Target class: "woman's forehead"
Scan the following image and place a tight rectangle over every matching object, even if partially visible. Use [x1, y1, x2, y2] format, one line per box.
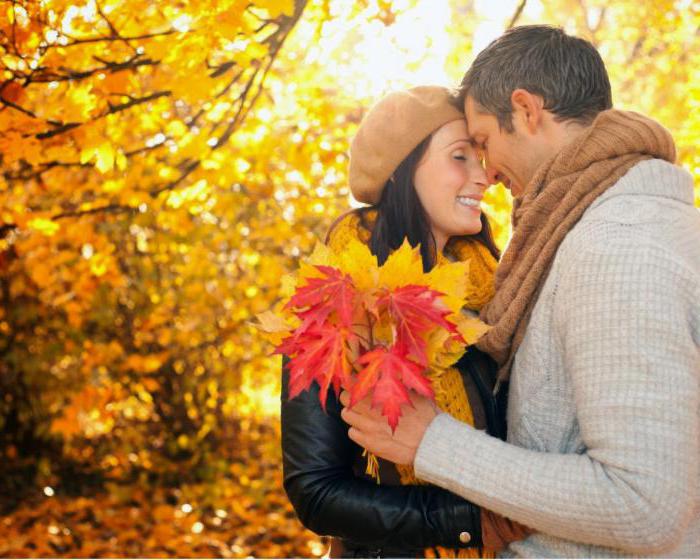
[431, 118, 470, 148]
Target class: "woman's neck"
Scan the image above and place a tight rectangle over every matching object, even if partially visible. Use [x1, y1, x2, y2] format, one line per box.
[433, 230, 448, 255]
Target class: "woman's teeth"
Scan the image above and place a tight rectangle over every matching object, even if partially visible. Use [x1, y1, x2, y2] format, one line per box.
[456, 196, 480, 208]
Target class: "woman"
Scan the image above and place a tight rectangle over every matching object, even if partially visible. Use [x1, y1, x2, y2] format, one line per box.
[281, 86, 528, 558]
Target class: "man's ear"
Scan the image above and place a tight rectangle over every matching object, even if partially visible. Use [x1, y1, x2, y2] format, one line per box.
[511, 89, 544, 134]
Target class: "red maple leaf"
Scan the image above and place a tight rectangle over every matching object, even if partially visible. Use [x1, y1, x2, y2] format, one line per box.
[285, 265, 356, 331]
[351, 346, 433, 432]
[377, 285, 457, 366]
[278, 325, 354, 411]
[0, 81, 24, 104]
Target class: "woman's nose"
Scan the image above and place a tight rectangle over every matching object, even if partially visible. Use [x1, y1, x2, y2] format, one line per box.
[470, 166, 489, 193]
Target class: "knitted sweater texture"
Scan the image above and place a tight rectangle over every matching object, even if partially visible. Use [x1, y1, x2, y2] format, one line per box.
[414, 159, 700, 557]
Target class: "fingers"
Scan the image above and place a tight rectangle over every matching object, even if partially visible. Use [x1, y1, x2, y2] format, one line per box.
[347, 426, 366, 447]
[347, 425, 388, 455]
[339, 390, 372, 413]
[340, 390, 425, 466]
[348, 425, 415, 465]
[340, 404, 393, 436]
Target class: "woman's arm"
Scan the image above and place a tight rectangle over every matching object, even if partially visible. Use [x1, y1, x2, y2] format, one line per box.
[281, 360, 483, 550]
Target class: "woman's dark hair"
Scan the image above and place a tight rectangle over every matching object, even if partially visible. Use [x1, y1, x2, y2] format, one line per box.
[329, 136, 501, 272]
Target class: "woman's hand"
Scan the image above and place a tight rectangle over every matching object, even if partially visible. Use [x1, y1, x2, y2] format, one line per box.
[339, 390, 439, 465]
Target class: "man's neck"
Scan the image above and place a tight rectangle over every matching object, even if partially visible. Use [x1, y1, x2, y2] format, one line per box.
[548, 119, 591, 156]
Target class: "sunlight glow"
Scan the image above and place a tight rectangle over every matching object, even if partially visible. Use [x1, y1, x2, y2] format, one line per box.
[172, 14, 193, 33]
[297, 0, 546, 104]
[240, 380, 280, 417]
[309, 0, 454, 99]
[472, 0, 544, 55]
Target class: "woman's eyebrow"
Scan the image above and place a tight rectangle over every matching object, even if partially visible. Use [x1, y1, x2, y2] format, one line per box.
[441, 138, 470, 148]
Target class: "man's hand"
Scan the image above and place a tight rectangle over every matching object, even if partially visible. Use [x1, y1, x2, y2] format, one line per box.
[339, 390, 440, 465]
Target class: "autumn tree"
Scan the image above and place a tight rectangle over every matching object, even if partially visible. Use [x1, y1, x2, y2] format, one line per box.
[1, 0, 316, 485]
[0, 1, 698, 555]
[0, 0, 425, 497]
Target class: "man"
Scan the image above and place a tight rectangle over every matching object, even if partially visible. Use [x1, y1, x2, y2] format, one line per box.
[340, 25, 700, 556]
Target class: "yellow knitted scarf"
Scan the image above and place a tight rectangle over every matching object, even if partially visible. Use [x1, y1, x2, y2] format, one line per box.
[327, 209, 498, 558]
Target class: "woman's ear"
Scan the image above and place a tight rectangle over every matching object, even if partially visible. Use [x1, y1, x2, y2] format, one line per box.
[510, 89, 544, 134]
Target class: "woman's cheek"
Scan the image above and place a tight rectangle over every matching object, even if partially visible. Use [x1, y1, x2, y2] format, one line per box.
[449, 165, 470, 187]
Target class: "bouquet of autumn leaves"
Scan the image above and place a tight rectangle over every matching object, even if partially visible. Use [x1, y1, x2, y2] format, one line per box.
[258, 237, 490, 437]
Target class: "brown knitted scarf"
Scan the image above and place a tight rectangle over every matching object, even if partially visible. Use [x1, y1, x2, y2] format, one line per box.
[477, 109, 676, 384]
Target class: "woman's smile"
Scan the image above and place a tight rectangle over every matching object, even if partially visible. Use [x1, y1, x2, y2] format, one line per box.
[456, 195, 482, 210]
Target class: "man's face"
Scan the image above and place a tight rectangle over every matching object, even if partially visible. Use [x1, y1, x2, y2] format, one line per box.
[465, 96, 532, 198]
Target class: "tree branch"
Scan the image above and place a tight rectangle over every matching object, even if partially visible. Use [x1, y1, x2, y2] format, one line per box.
[35, 90, 171, 139]
[148, 160, 201, 197]
[53, 203, 139, 221]
[506, 0, 527, 29]
[106, 90, 171, 114]
[57, 29, 178, 48]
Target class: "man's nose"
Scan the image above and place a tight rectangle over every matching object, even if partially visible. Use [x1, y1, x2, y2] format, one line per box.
[485, 165, 502, 186]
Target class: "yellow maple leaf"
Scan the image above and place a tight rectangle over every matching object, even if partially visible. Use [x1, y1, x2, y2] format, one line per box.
[295, 241, 345, 288]
[307, 241, 336, 267]
[377, 239, 425, 289]
[425, 259, 470, 313]
[454, 311, 491, 346]
[335, 238, 379, 291]
[255, 310, 290, 333]
[279, 273, 297, 298]
[253, 310, 293, 346]
[305, 238, 380, 292]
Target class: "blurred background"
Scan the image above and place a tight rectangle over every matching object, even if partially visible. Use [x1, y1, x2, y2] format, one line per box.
[1, 0, 698, 556]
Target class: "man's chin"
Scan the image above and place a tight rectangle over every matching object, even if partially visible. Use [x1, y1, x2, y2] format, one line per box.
[503, 178, 524, 197]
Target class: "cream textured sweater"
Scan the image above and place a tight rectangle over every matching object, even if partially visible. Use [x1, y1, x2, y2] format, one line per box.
[414, 159, 700, 557]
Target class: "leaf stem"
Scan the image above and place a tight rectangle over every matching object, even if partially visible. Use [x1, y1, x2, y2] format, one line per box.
[366, 310, 375, 347]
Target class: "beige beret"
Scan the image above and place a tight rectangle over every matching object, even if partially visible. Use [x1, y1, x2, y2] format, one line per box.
[348, 85, 464, 205]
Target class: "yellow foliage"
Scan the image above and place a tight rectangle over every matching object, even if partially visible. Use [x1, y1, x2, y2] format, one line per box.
[27, 218, 60, 236]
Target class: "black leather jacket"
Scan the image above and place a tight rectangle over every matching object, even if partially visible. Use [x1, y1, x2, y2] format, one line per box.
[281, 347, 507, 558]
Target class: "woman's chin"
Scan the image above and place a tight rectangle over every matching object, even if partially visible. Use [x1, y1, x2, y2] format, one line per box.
[452, 213, 483, 236]
[452, 223, 483, 237]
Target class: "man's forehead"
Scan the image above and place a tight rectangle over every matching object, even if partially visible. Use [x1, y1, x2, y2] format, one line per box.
[464, 97, 487, 134]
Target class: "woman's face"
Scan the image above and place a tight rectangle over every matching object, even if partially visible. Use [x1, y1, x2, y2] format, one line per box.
[413, 119, 489, 252]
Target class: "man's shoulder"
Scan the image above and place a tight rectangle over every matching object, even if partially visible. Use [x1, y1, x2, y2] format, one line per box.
[585, 159, 695, 217]
[562, 159, 699, 255]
